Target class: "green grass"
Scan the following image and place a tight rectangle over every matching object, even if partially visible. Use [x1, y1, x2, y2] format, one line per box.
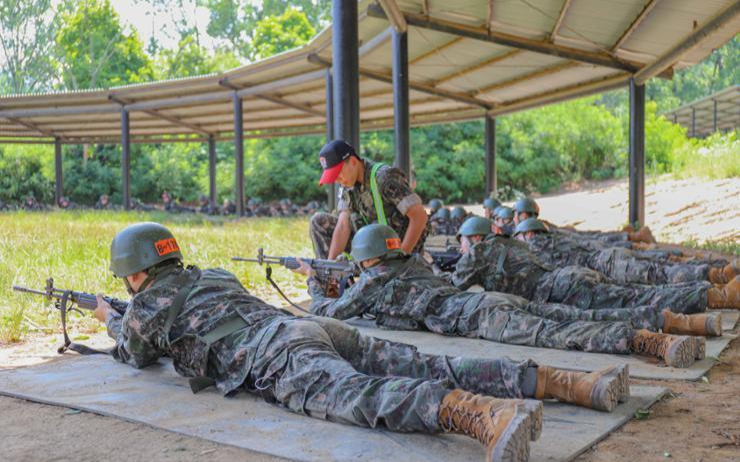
[0, 210, 313, 344]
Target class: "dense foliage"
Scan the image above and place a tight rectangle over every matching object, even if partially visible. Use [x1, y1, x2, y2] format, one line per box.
[0, 0, 737, 206]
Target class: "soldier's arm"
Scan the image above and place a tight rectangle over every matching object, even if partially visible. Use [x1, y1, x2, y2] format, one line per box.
[106, 300, 163, 369]
[449, 251, 483, 290]
[380, 168, 427, 253]
[308, 274, 375, 319]
[328, 209, 352, 260]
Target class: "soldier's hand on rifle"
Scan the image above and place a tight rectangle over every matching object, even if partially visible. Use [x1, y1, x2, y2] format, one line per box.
[93, 294, 115, 323]
[291, 259, 316, 277]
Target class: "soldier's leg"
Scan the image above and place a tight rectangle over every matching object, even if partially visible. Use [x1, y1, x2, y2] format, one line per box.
[309, 212, 339, 259]
[310, 316, 535, 399]
[521, 301, 663, 331]
[249, 318, 450, 432]
[452, 292, 636, 354]
[589, 248, 710, 284]
[543, 266, 711, 314]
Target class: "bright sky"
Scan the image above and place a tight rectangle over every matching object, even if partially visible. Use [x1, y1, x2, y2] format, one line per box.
[112, 0, 218, 52]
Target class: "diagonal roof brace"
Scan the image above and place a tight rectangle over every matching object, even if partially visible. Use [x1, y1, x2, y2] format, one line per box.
[109, 95, 214, 136]
[7, 117, 62, 139]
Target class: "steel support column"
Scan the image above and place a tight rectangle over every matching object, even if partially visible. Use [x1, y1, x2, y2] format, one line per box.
[484, 115, 497, 197]
[54, 138, 63, 205]
[332, 0, 360, 149]
[392, 29, 410, 176]
[713, 99, 718, 133]
[121, 109, 131, 210]
[628, 79, 645, 229]
[208, 135, 217, 208]
[691, 107, 696, 137]
[325, 68, 337, 211]
[233, 95, 245, 216]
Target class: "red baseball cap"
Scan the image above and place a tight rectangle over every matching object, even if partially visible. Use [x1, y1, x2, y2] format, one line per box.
[318, 140, 356, 185]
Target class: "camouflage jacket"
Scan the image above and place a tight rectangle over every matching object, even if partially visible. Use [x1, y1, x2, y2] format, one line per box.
[429, 217, 457, 236]
[308, 255, 492, 334]
[105, 265, 291, 394]
[525, 233, 601, 268]
[446, 235, 553, 299]
[338, 159, 429, 253]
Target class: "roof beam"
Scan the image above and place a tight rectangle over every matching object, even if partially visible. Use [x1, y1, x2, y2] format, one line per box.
[550, 0, 574, 41]
[7, 117, 62, 138]
[611, 0, 663, 52]
[488, 73, 631, 116]
[110, 95, 214, 136]
[487, 0, 495, 31]
[634, 0, 740, 85]
[409, 37, 465, 65]
[367, 3, 640, 73]
[256, 94, 325, 117]
[477, 61, 580, 95]
[433, 50, 522, 86]
[309, 54, 493, 110]
[377, 0, 407, 33]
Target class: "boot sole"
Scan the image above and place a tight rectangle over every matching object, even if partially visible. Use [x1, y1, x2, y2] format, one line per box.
[589, 370, 620, 412]
[706, 315, 723, 337]
[663, 336, 696, 368]
[602, 364, 630, 404]
[490, 401, 542, 462]
[522, 400, 543, 441]
[693, 337, 706, 360]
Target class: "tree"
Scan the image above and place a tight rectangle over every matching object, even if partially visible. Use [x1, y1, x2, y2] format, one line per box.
[155, 34, 239, 79]
[0, 0, 59, 94]
[56, 0, 153, 90]
[253, 8, 316, 59]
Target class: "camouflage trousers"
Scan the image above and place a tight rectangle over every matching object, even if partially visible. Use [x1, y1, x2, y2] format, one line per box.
[310, 212, 346, 259]
[587, 247, 711, 284]
[244, 316, 535, 433]
[536, 266, 710, 314]
[432, 292, 638, 354]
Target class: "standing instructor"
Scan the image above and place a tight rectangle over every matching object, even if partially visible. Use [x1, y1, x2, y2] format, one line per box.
[310, 140, 429, 259]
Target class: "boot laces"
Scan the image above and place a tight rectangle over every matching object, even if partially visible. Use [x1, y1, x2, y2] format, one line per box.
[440, 404, 496, 446]
[632, 333, 667, 358]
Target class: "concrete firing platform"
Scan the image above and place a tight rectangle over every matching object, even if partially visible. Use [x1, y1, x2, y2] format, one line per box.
[0, 355, 665, 462]
[346, 310, 738, 382]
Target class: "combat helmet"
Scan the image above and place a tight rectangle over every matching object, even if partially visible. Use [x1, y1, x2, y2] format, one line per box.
[513, 217, 548, 236]
[483, 198, 501, 211]
[451, 206, 467, 220]
[434, 208, 451, 220]
[513, 198, 539, 216]
[457, 216, 493, 240]
[428, 199, 444, 214]
[350, 224, 403, 262]
[497, 206, 515, 220]
[110, 222, 183, 278]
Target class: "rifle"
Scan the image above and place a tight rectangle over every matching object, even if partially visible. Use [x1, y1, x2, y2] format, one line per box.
[12, 278, 128, 354]
[428, 250, 461, 272]
[232, 248, 358, 312]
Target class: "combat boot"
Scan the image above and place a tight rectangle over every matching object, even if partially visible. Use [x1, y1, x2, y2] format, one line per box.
[662, 309, 722, 337]
[628, 226, 656, 244]
[630, 329, 695, 368]
[438, 389, 542, 462]
[708, 264, 737, 285]
[534, 365, 629, 412]
[707, 277, 740, 309]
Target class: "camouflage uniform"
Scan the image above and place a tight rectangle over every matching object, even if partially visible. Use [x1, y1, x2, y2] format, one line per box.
[310, 159, 429, 259]
[527, 233, 714, 285]
[106, 265, 536, 433]
[429, 216, 456, 236]
[449, 236, 710, 315]
[308, 255, 655, 355]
